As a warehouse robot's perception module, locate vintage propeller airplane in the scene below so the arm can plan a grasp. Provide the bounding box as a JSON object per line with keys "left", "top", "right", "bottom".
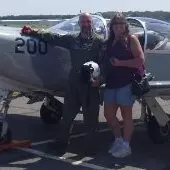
{"left": 0, "top": 14, "right": 170, "bottom": 144}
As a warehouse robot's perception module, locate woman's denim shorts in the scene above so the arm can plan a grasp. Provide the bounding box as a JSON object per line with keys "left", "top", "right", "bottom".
{"left": 104, "top": 84, "right": 136, "bottom": 106}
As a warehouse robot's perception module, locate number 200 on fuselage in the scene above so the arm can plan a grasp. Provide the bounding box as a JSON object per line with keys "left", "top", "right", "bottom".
{"left": 15, "top": 37, "right": 48, "bottom": 55}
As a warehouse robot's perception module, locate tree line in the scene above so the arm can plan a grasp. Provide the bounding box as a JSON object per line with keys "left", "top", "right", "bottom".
{"left": 103, "top": 11, "right": 170, "bottom": 22}
{"left": 1, "top": 11, "right": 170, "bottom": 22}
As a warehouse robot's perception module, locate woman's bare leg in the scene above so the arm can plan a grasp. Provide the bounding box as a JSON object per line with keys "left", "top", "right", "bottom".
{"left": 104, "top": 103, "right": 121, "bottom": 138}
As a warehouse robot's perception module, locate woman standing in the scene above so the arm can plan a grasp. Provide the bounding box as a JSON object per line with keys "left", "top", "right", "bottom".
{"left": 103, "top": 12, "right": 145, "bottom": 158}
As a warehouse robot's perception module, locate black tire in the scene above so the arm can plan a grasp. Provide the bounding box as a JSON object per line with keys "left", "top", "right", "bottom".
{"left": 147, "top": 116, "right": 170, "bottom": 144}
{"left": 40, "top": 99, "right": 63, "bottom": 124}
{"left": 0, "top": 128, "right": 12, "bottom": 145}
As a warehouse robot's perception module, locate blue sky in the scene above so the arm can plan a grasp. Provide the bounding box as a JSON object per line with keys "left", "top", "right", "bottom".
{"left": 1, "top": 0, "right": 170, "bottom": 16}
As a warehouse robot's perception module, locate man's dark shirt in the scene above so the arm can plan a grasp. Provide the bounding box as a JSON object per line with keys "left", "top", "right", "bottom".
{"left": 28, "top": 30, "right": 104, "bottom": 75}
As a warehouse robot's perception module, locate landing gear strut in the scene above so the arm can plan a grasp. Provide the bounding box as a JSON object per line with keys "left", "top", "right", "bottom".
{"left": 0, "top": 121, "right": 12, "bottom": 145}
{"left": 0, "top": 90, "right": 13, "bottom": 144}
{"left": 141, "top": 97, "right": 170, "bottom": 144}
{"left": 40, "top": 97, "right": 63, "bottom": 124}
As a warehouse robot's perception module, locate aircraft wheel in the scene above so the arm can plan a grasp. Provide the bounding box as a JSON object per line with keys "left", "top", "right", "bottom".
{"left": 40, "top": 99, "right": 63, "bottom": 124}
{"left": 0, "top": 122, "right": 12, "bottom": 145}
{"left": 147, "top": 116, "right": 170, "bottom": 144}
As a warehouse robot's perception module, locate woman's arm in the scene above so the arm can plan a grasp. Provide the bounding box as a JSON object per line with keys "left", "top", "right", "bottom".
{"left": 112, "top": 35, "right": 145, "bottom": 68}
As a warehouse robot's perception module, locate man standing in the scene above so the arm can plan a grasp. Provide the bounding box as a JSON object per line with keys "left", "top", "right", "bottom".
{"left": 21, "top": 13, "right": 104, "bottom": 155}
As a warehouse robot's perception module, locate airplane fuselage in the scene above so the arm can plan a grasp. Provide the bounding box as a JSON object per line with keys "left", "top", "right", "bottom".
{"left": 0, "top": 26, "right": 71, "bottom": 95}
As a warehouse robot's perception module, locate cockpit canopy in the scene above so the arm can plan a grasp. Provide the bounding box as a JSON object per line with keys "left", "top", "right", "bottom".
{"left": 127, "top": 17, "right": 170, "bottom": 51}
{"left": 47, "top": 15, "right": 170, "bottom": 52}
{"left": 47, "top": 15, "right": 108, "bottom": 39}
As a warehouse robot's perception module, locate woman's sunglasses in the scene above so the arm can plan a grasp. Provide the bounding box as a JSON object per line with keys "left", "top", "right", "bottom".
{"left": 112, "top": 22, "right": 126, "bottom": 25}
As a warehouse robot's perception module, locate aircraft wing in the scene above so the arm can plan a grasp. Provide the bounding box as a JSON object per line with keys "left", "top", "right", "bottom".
{"left": 144, "top": 81, "right": 170, "bottom": 97}
{"left": 149, "top": 81, "right": 170, "bottom": 89}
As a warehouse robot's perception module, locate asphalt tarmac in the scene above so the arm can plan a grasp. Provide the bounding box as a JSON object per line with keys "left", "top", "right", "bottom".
{"left": 1, "top": 97, "right": 170, "bottom": 170}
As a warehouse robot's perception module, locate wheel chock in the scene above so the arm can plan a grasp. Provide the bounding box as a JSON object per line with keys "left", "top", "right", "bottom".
{"left": 0, "top": 140, "right": 31, "bottom": 152}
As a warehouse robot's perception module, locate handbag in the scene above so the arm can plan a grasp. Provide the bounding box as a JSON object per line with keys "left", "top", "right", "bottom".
{"left": 131, "top": 73, "right": 151, "bottom": 97}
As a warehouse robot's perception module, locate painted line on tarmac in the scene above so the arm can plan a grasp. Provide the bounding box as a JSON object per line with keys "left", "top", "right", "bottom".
{"left": 32, "top": 121, "right": 143, "bottom": 147}
{"left": 32, "top": 139, "right": 55, "bottom": 146}
{"left": 31, "top": 128, "right": 111, "bottom": 146}
{"left": 14, "top": 122, "right": 144, "bottom": 170}
{"left": 18, "top": 147, "right": 113, "bottom": 170}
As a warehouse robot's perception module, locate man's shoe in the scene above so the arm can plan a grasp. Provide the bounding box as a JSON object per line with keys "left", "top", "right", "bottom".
{"left": 84, "top": 146, "right": 98, "bottom": 156}
{"left": 49, "top": 140, "right": 69, "bottom": 156}
{"left": 83, "top": 140, "right": 98, "bottom": 156}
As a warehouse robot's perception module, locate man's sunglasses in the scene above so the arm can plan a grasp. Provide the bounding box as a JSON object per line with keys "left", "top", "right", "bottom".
{"left": 112, "top": 22, "right": 126, "bottom": 25}
{"left": 80, "top": 20, "right": 92, "bottom": 24}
